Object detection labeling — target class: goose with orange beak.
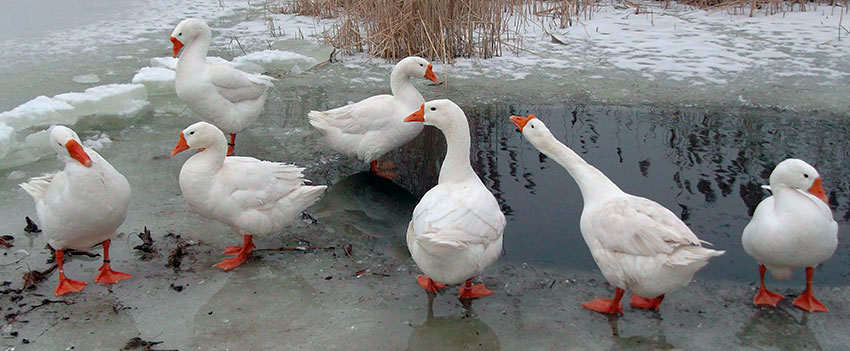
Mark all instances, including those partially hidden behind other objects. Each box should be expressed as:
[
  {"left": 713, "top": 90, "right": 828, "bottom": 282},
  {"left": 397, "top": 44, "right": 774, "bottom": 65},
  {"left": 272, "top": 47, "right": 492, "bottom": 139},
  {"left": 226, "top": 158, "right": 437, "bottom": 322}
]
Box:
[
  {"left": 171, "top": 122, "right": 327, "bottom": 270},
  {"left": 20, "top": 125, "right": 132, "bottom": 296},
  {"left": 742, "top": 159, "right": 837, "bottom": 312},
  {"left": 510, "top": 114, "right": 723, "bottom": 315},
  {"left": 308, "top": 56, "right": 438, "bottom": 179},
  {"left": 402, "top": 100, "right": 505, "bottom": 307},
  {"left": 170, "top": 18, "right": 274, "bottom": 156}
]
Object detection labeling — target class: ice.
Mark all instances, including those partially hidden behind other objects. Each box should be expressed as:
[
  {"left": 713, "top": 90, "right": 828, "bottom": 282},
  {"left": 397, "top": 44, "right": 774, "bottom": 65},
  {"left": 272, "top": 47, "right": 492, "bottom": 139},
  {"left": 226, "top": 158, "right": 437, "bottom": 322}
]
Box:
[
  {"left": 0, "top": 96, "right": 75, "bottom": 130},
  {"left": 72, "top": 73, "right": 100, "bottom": 84},
  {"left": 232, "top": 49, "right": 319, "bottom": 73},
  {"left": 54, "top": 84, "right": 149, "bottom": 118},
  {"left": 0, "top": 123, "right": 13, "bottom": 159},
  {"left": 82, "top": 132, "right": 113, "bottom": 150},
  {"left": 132, "top": 67, "right": 176, "bottom": 95},
  {"left": 6, "top": 170, "right": 26, "bottom": 180}
]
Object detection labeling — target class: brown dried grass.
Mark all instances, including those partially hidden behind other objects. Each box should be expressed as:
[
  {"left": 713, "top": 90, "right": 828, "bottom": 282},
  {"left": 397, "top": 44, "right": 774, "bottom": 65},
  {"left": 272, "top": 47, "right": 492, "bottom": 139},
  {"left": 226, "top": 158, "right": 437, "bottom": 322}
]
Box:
[{"left": 274, "top": 0, "right": 848, "bottom": 62}]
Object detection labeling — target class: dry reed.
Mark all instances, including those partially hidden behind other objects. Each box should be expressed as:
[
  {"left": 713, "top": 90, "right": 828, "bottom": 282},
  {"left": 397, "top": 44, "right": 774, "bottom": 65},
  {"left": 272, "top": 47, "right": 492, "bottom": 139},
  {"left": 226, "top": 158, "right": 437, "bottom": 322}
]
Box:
[{"left": 272, "top": 0, "right": 849, "bottom": 62}]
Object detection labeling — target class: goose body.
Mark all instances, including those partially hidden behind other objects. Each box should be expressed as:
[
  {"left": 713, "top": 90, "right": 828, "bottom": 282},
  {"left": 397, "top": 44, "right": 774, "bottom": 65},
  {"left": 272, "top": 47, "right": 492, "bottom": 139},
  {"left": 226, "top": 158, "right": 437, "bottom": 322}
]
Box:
[
  {"left": 741, "top": 158, "right": 837, "bottom": 312},
  {"left": 510, "top": 115, "right": 723, "bottom": 314},
  {"left": 172, "top": 122, "right": 326, "bottom": 270},
  {"left": 308, "top": 57, "right": 437, "bottom": 173},
  {"left": 20, "top": 125, "right": 132, "bottom": 295},
  {"left": 171, "top": 18, "right": 274, "bottom": 155},
  {"left": 403, "top": 100, "right": 505, "bottom": 301}
]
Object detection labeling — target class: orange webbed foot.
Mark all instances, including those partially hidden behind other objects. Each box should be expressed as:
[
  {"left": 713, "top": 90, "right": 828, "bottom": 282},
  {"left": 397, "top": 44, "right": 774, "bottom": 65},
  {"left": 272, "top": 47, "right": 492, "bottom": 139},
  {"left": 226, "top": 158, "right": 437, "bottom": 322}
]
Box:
[
  {"left": 630, "top": 294, "right": 664, "bottom": 311},
  {"left": 369, "top": 160, "right": 398, "bottom": 179},
  {"left": 793, "top": 291, "right": 828, "bottom": 312},
  {"left": 94, "top": 263, "right": 132, "bottom": 284},
  {"left": 214, "top": 255, "right": 249, "bottom": 271},
  {"left": 223, "top": 245, "right": 243, "bottom": 255},
  {"left": 417, "top": 275, "right": 446, "bottom": 293},
  {"left": 55, "top": 276, "right": 87, "bottom": 296},
  {"left": 753, "top": 287, "right": 784, "bottom": 307},
  {"left": 582, "top": 298, "right": 624, "bottom": 315},
  {"left": 458, "top": 283, "right": 494, "bottom": 299}
]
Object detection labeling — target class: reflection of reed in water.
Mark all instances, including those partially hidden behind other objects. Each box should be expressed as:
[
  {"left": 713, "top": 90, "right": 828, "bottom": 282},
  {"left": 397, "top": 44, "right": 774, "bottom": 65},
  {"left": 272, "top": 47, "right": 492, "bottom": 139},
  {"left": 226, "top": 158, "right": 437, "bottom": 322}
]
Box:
[
  {"left": 408, "top": 313, "right": 500, "bottom": 351},
  {"left": 736, "top": 309, "right": 822, "bottom": 350}
]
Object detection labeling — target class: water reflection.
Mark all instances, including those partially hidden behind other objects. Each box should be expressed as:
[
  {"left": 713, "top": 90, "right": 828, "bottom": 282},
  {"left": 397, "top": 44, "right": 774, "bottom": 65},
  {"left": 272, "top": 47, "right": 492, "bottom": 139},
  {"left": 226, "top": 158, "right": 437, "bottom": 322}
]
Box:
[
  {"left": 607, "top": 317, "right": 675, "bottom": 350},
  {"left": 407, "top": 312, "right": 500, "bottom": 351},
  {"left": 736, "top": 309, "right": 822, "bottom": 350},
  {"left": 312, "top": 172, "right": 417, "bottom": 255},
  {"left": 388, "top": 104, "right": 850, "bottom": 283}
]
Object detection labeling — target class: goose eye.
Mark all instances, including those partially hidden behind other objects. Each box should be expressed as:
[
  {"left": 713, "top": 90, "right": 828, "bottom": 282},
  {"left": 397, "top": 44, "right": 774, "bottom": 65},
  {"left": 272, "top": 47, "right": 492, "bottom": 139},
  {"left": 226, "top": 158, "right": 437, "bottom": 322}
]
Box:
[
  {"left": 419, "top": 63, "right": 424, "bottom": 67},
  {"left": 189, "top": 131, "right": 195, "bottom": 135},
  {"left": 178, "top": 32, "right": 182, "bottom": 36},
  {"left": 531, "top": 124, "right": 535, "bottom": 129},
  {"left": 803, "top": 173, "right": 809, "bottom": 178},
  {"left": 430, "top": 107, "right": 436, "bottom": 111}
]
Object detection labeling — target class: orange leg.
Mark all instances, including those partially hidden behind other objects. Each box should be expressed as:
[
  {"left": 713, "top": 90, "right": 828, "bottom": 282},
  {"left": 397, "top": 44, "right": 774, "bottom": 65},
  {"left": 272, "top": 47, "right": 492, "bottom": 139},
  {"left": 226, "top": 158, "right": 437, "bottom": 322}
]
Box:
[
  {"left": 753, "top": 264, "right": 784, "bottom": 307},
  {"left": 94, "top": 240, "right": 132, "bottom": 284},
  {"left": 417, "top": 275, "right": 446, "bottom": 293},
  {"left": 369, "top": 160, "right": 397, "bottom": 179},
  {"left": 54, "top": 250, "right": 87, "bottom": 296},
  {"left": 458, "top": 278, "right": 494, "bottom": 299},
  {"left": 792, "top": 267, "right": 828, "bottom": 312},
  {"left": 226, "top": 133, "right": 236, "bottom": 156},
  {"left": 214, "top": 235, "right": 255, "bottom": 271},
  {"left": 582, "top": 287, "right": 625, "bottom": 315},
  {"left": 630, "top": 293, "right": 665, "bottom": 311}
]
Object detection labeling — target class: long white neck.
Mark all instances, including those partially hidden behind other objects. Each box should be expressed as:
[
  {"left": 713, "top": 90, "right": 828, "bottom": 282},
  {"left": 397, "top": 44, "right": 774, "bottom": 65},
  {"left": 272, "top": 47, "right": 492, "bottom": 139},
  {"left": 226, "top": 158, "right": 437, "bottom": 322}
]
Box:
[
  {"left": 390, "top": 68, "right": 423, "bottom": 104},
  {"left": 183, "top": 136, "right": 227, "bottom": 179},
  {"left": 530, "top": 133, "right": 623, "bottom": 205},
  {"left": 436, "top": 120, "right": 478, "bottom": 185},
  {"left": 175, "top": 32, "right": 211, "bottom": 74}
]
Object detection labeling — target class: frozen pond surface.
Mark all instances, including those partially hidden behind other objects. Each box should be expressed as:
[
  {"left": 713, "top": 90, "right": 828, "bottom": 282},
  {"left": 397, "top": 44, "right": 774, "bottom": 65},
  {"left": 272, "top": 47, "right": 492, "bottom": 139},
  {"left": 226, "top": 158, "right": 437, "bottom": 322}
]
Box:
[{"left": 2, "top": 0, "right": 850, "bottom": 350}]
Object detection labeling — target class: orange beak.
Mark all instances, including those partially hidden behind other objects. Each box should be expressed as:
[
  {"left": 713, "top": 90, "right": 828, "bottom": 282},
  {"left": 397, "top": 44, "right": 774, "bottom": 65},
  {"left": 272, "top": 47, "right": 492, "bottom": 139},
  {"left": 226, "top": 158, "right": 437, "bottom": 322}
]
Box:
[
  {"left": 808, "top": 177, "right": 828, "bottom": 204},
  {"left": 171, "top": 36, "right": 184, "bottom": 58},
  {"left": 66, "top": 139, "right": 92, "bottom": 167},
  {"left": 171, "top": 131, "right": 190, "bottom": 156},
  {"left": 424, "top": 64, "right": 438, "bottom": 84},
  {"left": 510, "top": 114, "right": 536, "bottom": 132},
  {"left": 404, "top": 104, "right": 426, "bottom": 123}
]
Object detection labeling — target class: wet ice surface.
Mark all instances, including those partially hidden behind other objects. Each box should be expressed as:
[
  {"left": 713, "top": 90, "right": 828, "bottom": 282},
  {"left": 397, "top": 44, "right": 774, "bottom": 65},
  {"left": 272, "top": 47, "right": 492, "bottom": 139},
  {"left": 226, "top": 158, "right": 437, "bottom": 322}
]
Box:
[
  {"left": 2, "top": 80, "right": 850, "bottom": 349},
  {"left": 2, "top": 1, "right": 850, "bottom": 350}
]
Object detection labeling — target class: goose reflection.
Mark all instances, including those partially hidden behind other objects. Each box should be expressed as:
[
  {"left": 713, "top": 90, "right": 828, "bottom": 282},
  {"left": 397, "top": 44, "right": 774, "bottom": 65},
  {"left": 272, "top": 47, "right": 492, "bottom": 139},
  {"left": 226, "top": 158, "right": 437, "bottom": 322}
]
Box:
[
  {"left": 736, "top": 308, "right": 822, "bottom": 350},
  {"left": 607, "top": 316, "right": 675, "bottom": 350},
  {"left": 312, "top": 172, "right": 417, "bottom": 239},
  {"left": 408, "top": 311, "right": 500, "bottom": 351}
]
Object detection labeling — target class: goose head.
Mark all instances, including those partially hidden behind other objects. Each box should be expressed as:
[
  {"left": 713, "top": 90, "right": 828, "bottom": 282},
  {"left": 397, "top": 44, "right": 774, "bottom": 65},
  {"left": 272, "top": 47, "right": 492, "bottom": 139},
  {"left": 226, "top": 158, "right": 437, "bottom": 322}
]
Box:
[
  {"left": 49, "top": 125, "right": 91, "bottom": 167},
  {"left": 768, "top": 158, "right": 828, "bottom": 203},
  {"left": 170, "top": 18, "right": 211, "bottom": 58},
  {"left": 396, "top": 56, "right": 439, "bottom": 84},
  {"left": 510, "top": 114, "right": 554, "bottom": 150},
  {"left": 171, "top": 121, "right": 226, "bottom": 156},
  {"left": 403, "top": 99, "right": 465, "bottom": 131}
]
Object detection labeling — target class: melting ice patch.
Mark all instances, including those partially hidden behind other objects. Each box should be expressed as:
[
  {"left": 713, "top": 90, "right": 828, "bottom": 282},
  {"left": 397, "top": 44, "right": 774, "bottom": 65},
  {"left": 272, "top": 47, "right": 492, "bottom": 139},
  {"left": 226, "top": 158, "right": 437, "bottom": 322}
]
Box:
[{"left": 0, "top": 84, "right": 149, "bottom": 169}]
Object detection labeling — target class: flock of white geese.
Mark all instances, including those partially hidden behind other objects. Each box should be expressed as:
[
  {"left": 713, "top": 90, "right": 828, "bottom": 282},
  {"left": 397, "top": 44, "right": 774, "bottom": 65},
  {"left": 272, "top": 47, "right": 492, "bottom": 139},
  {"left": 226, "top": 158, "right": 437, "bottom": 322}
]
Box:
[{"left": 19, "top": 19, "right": 837, "bottom": 315}]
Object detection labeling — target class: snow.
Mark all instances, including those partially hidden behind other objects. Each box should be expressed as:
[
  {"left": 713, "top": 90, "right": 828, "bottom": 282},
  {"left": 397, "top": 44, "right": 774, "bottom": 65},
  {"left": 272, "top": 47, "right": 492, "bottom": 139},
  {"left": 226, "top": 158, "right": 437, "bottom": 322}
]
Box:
[
  {"left": 132, "top": 67, "right": 176, "bottom": 95},
  {"left": 0, "top": 84, "right": 148, "bottom": 169},
  {"left": 54, "top": 84, "right": 149, "bottom": 118},
  {"left": 83, "top": 132, "right": 113, "bottom": 150},
  {"left": 232, "top": 50, "right": 318, "bottom": 73}
]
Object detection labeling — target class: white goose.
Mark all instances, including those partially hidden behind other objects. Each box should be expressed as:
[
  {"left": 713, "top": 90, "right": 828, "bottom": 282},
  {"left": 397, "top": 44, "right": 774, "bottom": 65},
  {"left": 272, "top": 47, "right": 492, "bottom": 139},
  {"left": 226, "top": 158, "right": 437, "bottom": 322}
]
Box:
[
  {"left": 20, "top": 125, "right": 132, "bottom": 296},
  {"left": 308, "top": 56, "right": 438, "bottom": 177},
  {"left": 171, "top": 122, "right": 326, "bottom": 270},
  {"left": 170, "top": 18, "right": 274, "bottom": 156},
  {"left": 742, "top": 159, "right": 837, "bottom": 312},
  {"left": 403, "top": 100, "right": 505, "bottom": 301},
  {"left": 510, "top": 115, "right": 724, "bottom": 314}
]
